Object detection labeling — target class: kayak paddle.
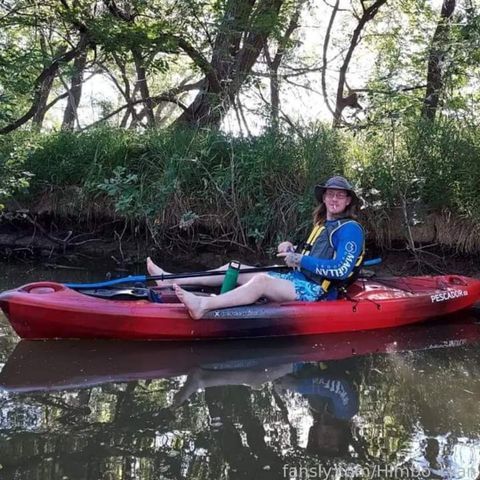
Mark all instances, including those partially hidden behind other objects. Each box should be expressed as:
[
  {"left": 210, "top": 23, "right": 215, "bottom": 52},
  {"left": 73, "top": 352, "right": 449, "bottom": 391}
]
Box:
[{"left": 64, "top": 258, "right": 382, "bottom": 290}]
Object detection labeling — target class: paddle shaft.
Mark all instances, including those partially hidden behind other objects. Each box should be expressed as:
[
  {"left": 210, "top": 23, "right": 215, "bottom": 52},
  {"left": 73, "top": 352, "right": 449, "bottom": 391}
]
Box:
[
  {"left": 66, "top": 265, "right": 287, "bottom": 289},
  {"left": 152, "top": 265, "right": 287, "bottom": 281},
  {"left": 65, "top": 258, "right": 382, "bottom": 289},
  {"left": 144, "top": 257, "right": 381, "bottom": 282}
]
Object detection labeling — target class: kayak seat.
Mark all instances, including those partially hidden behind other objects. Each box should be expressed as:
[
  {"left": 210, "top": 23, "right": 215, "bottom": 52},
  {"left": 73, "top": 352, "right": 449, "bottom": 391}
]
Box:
[{"left": 81, "top": 287, "right": 164, "bottom": 302}]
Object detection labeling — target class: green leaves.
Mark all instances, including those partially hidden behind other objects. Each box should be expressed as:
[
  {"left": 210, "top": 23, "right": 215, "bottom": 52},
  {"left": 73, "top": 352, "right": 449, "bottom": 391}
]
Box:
[
  {"left": 97, "top": 166, "right": 141, "bottom": 215},
  {"left": 362, "top": 0, "right": 480, "bottom": 124},
  {"left": 0, "top": 131, "right": 36, "bottom": 205}
]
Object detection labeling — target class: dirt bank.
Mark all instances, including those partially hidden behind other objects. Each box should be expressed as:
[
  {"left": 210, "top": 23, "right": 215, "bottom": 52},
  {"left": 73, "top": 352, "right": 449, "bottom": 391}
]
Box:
[{"left": 1, "top": 209, "right": 479, "bottom": 277}]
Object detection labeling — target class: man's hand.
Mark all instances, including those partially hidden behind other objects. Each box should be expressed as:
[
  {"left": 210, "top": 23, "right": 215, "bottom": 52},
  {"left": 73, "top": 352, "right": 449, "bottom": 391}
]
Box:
[
  {"left": 277, "top": 251, "right": 303, "bottom": 269},
  {"left": 277, "top": 241, "right": 295, "bottom": 254}
]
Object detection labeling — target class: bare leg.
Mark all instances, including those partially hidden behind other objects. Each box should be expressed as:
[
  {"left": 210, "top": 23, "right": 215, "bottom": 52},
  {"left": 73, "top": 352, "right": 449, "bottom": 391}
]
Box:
[
  {"left": 147, "top": 257, "right": 270, "bottom": 287},
  {"left": 146, "top": 257, "right": 172, "bottom": 287},
  {"left": 174, "top": 273, "right": 296, "bottom": 319},
  {"left": 173, "top": 363, "right": 293, "bottom": 405}
]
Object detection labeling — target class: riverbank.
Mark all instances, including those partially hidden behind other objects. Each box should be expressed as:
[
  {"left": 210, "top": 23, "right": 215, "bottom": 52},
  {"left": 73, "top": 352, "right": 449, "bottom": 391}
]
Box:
[
  {"left": 2, "top": 123, "right": 480, "bottom": 258},
  {"left": 1, "top": 214, "right": 479, "bottom": 279},
  {"left": 2, "top": 199, "right": 480, "bottom": 275}
]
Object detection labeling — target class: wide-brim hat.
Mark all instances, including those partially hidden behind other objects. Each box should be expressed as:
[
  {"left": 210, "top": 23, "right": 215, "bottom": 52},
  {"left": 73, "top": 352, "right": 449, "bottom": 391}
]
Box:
[{"left": 314, "top": 175, "right": 360, "bottom": 205}]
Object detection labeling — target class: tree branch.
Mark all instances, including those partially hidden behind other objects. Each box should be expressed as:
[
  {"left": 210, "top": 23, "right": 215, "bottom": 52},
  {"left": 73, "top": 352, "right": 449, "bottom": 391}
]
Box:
[
  {"left": 174, "top": 36, "right": 221, "bottom": 92},
  {"left": 333, "top": 0, "right": 387, "bottom": 125},
  {"left": 0, "top": 34, "right": 90, "bottom": 134},
  {"left": 103, "top": 0, "right": 136, "bottom": 21},
  {"left": 81, "top": 82, "right": 201, "bottom": 131},
  {"left": 322, "top": 0, "right": 340, "bottom": 118}
]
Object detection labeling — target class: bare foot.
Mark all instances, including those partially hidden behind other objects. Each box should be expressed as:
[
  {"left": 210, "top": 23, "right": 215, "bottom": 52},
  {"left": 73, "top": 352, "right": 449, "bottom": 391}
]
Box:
[
  {"left": 174, "top": 284, "right": 208, "bottom": 319},
  {"left": 146, "top": 257, "right": 171, "bottom": 286}
]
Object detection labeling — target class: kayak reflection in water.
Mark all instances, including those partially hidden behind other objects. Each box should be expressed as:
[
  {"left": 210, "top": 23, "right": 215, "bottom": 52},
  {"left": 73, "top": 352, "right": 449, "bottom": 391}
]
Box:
[{"left": 147, "top": 176, "right": 365, "bottom": 319}]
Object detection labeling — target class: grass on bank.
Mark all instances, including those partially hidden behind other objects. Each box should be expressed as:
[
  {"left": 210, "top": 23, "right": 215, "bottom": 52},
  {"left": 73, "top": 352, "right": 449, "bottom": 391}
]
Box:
[{"left": 1, "top": 119, "right": 480, "bottom": 254}]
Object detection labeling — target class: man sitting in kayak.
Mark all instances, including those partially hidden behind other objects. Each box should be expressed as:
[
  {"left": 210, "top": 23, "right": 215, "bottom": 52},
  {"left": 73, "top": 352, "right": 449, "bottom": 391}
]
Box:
[{"left": 147, "top": 175, "right": 365, "bottom": 319}]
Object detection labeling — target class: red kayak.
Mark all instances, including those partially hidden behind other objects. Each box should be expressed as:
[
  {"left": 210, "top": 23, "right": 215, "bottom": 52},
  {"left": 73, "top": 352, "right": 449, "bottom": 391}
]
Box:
[{"left": 0, "top": 275, "right": 479, "bottom": 340}]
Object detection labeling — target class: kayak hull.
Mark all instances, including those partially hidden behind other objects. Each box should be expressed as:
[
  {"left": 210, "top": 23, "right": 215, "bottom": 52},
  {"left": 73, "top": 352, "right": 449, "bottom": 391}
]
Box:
[{"left": 1, "top": 275, "right": 479, "bottom": 340}]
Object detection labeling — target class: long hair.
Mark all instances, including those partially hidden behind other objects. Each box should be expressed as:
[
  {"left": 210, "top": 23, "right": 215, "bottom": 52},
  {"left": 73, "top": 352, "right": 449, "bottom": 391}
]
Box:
[{"left": 313, "top": 194, "right": 359, "bottom": 225}]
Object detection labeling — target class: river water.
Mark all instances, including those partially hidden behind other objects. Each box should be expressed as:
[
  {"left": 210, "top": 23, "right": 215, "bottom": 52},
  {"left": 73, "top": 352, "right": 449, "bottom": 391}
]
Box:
[{"left": 0, "top": 261, "right": 480, "bottom": 479}]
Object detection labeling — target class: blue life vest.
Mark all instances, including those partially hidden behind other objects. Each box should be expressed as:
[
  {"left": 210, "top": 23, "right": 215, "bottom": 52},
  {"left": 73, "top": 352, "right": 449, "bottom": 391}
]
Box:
[{"left": 300, "top": 218, "right": 365, "bottom": 292}]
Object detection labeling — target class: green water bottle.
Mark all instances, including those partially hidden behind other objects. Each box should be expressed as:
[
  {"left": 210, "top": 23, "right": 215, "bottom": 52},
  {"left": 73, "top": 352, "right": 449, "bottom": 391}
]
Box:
[{"left": 220, "top": 260, "right": 241, "bottom": 293}]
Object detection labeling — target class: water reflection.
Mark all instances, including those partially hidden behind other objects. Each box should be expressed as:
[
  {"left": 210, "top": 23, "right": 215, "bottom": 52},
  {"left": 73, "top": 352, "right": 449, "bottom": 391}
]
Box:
[{"left": 0, "top": 316, "right": 479, "bottom": 479}]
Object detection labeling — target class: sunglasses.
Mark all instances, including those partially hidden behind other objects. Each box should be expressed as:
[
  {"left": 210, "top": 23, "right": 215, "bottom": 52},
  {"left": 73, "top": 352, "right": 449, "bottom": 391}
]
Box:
[{"left": 324, "top": 190, "right": 349, "bottom": 199}]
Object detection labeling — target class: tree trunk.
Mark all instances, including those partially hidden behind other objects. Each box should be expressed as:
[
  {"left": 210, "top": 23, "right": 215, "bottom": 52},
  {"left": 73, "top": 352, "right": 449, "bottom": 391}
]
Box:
[
  {"left": 31, "top": 70, "right": 57, "bottom": 129},
  {"left": 174, "top": 0, "right": 284, "bottom": 128},
  {"left": 32, "top": 36, "right": 64, "bottom": 129},
  {"left": 333, "top": 0, "right": 387, "bottom": 126},
  {"left": 132, "top": 48, "right": 155, "bottom": 127},
  {"left": 264, "top": 0, "right": 304, "bottom": 131},
  {"left": 421, "top": 0, "right": 456, "bottom": 121},
  {"left": 62, "top": 45, "right": 88, "bottom": 130}
]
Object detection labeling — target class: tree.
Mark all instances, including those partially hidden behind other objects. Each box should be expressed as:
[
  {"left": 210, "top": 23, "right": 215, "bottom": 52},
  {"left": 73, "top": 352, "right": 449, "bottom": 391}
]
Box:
[
  {"left": 0, "top": 35, "right": 91, "bottom": 134},
  {"left": 0, "top": 1, "right": 94, "bottom": 134},
  {"left": 61, "top": 37, "right": 90, "bottom": 130},
  {"left": 321, "top": 0, "right": 387, "bottom": 127},
  {"left": 263, "top": 0, "right": 306, "bottom": 131},
  {"left": 353, "top": 0, "right": 480, "bottom": 127},
  {"left": 421, "top": 0, "right": 456, "bottom": 121},
  {"left": 0, "top": 0, "right": 297, "bottom": 133},
  {"left": 173, "top": 0, "right": 286, "bottom": 128}
]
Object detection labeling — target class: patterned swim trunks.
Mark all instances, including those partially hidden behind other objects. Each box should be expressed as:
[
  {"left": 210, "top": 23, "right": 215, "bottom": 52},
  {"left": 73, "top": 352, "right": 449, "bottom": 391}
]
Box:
[{"left": 267, "top": 270, "right": 324, "bottom": 302}]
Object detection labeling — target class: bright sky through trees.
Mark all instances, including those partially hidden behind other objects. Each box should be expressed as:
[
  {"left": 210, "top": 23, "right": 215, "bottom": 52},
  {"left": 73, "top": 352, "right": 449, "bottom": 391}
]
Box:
[{"left": 54, "top": 0, "right": 446, "bottom": 135}]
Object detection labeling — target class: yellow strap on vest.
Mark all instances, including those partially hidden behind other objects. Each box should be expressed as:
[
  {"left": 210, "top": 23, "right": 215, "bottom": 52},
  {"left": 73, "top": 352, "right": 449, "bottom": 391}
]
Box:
[
  {"left": 301, "top": 225, "right": 324, "bottom": 255},
  {"left": 303, "top": 220, "right": 357, "bottom": 256},
  {"left": 320, "top": 249, "right": 364, "bottom": 294},
  {"left": 321, "top": 279, "right": 331, "bottom": 292}
]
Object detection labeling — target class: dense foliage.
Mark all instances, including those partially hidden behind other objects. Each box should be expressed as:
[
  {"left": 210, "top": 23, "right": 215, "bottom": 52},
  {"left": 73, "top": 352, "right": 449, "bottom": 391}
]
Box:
[{"left": 1, "top": 120, "right": 479, "bottom": 252}]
